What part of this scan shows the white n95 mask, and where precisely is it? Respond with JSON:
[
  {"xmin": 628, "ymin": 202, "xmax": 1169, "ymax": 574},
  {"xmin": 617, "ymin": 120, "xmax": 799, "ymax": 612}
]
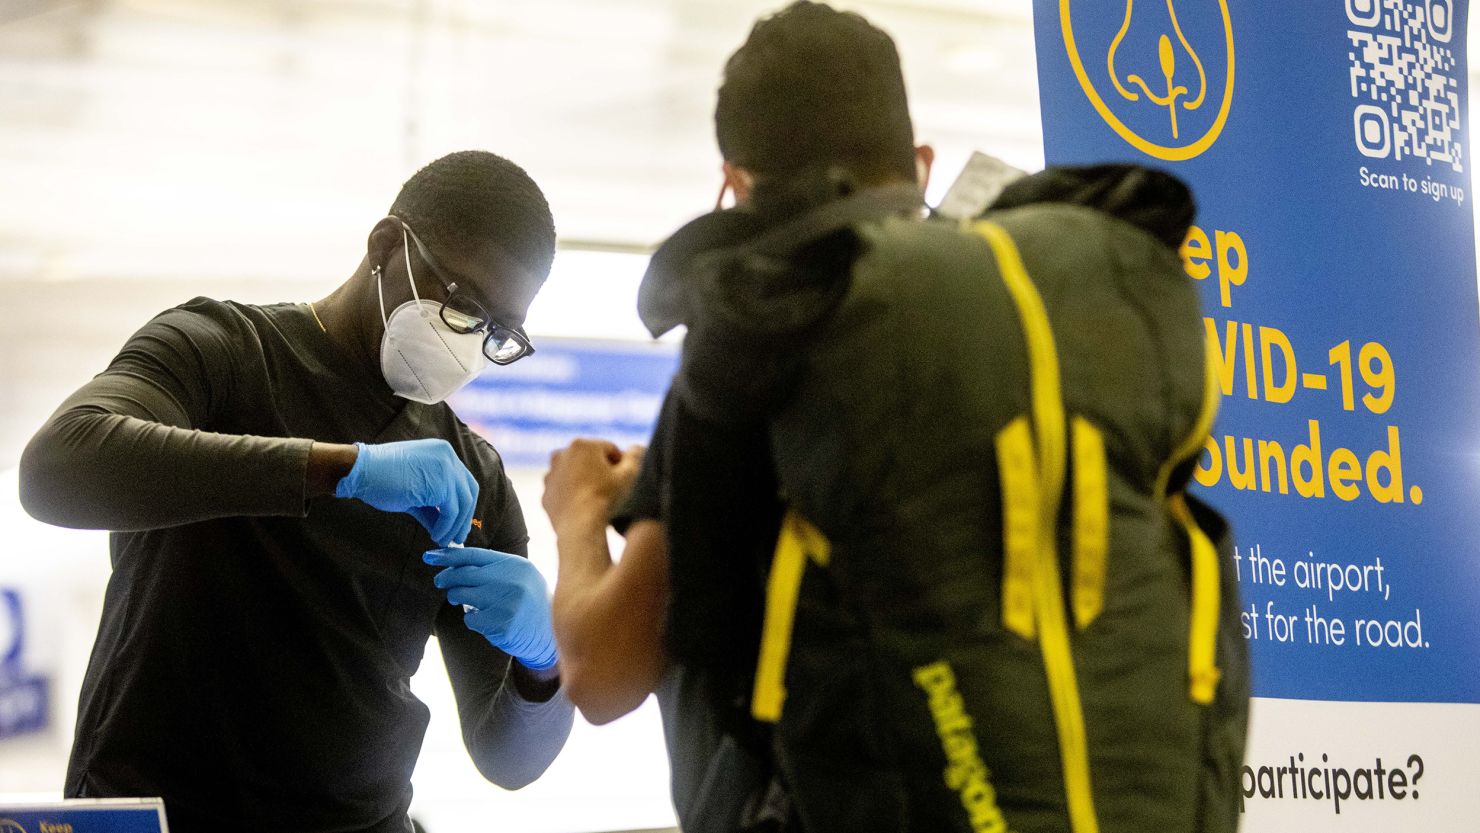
[{"xmin": 377, "ymin": 229, "xmax": 489, "ymax": 404}]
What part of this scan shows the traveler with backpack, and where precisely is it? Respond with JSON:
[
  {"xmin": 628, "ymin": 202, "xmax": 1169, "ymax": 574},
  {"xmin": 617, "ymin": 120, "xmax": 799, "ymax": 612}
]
[{"xmin": 537, "ymin": 3, "xmax": 1249, "ymax": 831}]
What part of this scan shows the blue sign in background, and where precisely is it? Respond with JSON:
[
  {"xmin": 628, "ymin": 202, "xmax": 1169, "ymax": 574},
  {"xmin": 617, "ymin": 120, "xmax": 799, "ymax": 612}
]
[
  {"xmin": 0, "ymin": 803, "xmax": 166, "ymax": 833},
  {"xmin": 1032, "ymin": 0, "xmax": 1480, "ymax": 702},
  {"xmin": 451, "ymin": 338, "xmax": 677, "ymax": 469},
  {"xmin": 0, "ymin": 588, "xmax": 48, "ymax": 741}
]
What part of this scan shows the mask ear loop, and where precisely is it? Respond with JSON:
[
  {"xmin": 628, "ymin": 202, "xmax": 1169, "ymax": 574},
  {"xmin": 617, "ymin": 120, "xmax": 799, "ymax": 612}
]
[
  {"xmin": 374, "ymin": 264, "xmax": 389, "ymax": 327},
  {"xmin": 400, "ymin": 225, "xmax": 428, "ymax": 317}
]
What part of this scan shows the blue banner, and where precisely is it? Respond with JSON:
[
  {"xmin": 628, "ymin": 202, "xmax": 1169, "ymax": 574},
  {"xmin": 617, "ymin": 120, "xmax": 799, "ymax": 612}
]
[
  {"xmin": 1032, "ymin": 0, "xmax": 1479, "ymax": 705},
  {"xmin": 451, "ymin": 338, "xmax": 677, "ymax": 469},
  {"xmin": 0, "ymin": 801, "xmax": 167, "ymax": 833},
  {"xmin": 0, "ymin": 588, "xmax": 49, "ymax": 741}
]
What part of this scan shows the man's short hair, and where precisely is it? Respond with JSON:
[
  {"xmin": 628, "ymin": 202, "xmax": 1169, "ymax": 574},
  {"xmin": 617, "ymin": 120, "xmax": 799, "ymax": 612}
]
[
  {"xmin": 390, "ymin": 150, "xmax": 557, "ymax": 282},
  {"xmin": 715, "ymin": 1, "xmax": 916, "ymax": 183}
]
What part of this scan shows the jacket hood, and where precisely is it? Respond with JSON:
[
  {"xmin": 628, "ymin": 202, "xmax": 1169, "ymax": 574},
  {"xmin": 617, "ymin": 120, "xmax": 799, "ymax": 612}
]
[
  {"xmin": 988, "ymin": 163, "xmax": 1196, "ymax": 250},
  {"xmin": 637, "ymin": 165, "xmax": 1195, "ymax": 340},
  {"xmin": 637, "ymin": 183, "xmax": 925, "ymax": 338}
]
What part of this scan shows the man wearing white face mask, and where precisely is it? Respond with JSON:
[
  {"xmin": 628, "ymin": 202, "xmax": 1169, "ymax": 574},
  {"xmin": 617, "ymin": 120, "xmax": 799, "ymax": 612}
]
[{"xmin": 19, "ymin": 151, "xmax": 573, "ymax": 833}]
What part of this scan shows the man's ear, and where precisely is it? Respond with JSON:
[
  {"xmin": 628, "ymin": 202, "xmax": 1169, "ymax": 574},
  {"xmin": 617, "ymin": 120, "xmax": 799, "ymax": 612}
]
[
  {"xmin": 366, "ymin": 217, "xmax": 403, "ymax": 272},
  {"xmin": 722, "ymin": 161, "xmax": 756, "ymax": 205},
  {"xmin": 915, "ymin": 144, "xmax": 936, "ymax": 192}
]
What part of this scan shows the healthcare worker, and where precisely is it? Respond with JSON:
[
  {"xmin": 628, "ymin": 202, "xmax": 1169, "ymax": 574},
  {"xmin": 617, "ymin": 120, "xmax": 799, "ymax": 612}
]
[{"xmin": 19, "ymin": 150, "xmax": 573, "ymax": 833}]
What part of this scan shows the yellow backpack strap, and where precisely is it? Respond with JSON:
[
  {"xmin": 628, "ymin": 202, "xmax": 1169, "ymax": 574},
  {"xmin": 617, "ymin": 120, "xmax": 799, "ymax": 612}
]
[
  {"xmin": 975, "ymin": 220, "xmax": 1100, "ymax": 833},
  {"xmin": 1071, "ymin": 417, "xmax": 1110, "ymax": 630},
  {"xmin": 1154, "ymin": 338, "xmax": 1221, "ymax": 500},
  {"xmin": 752, "ymin": 510, "xmax": 832, "ymax": 723},
  {"xmin": 1169, "ymin": 493, "xmax": 1223, "ymax": 704},
  {"xmin": 997, "ymin": 416, "xmax": 1040, "ymax": 639},
  {"xmin": 1157, "ymin": 342, "xmax": 1224, "ymax": 705}
]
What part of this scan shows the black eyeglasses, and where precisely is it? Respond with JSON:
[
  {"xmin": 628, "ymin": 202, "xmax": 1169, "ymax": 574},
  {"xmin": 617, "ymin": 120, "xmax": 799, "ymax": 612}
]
[{"xmin": 400, "ymin": 222, "xmax": 535, "ymax": 365}]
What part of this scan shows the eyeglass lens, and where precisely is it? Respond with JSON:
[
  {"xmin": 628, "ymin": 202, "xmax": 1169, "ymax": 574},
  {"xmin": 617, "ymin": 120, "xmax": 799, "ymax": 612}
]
[{"xmin": 485, "ymin": 328, "xmax": 530, "ymax": 364}]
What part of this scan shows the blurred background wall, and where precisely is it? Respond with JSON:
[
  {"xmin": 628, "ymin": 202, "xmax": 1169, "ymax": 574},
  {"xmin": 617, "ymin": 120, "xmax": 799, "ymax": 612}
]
[
  {"xmin": 0, "ymin": 3, "xmax": 1037, "ymax": 829},
  {"xmin": 0, "ymin": 0, "xmax": 1042, "ymax": 472},
  {"xmin": 0, "ymin": 2, "xmax": 1474, "ymax": 831}
]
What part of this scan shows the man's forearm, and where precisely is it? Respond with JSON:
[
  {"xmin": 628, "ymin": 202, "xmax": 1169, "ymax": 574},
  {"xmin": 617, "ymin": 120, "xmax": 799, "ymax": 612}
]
[
  {"xmin": 553, "ymin": 507, "xmax": 615, "ymax": 588},
  {"xmin": 17, "ymin": 365, "xmax": 341, "ymax": 531},
  {"xmin": 439, "ymin": 603, "xmax": 574, "ymax": 790},
  {"xmin": 20, "ymin": 408, "xmax": 315, "ymax": 531},
  {"xmin": 550, "ymin": 508, "xmax": 616, "ymax": 671},
  {"xmin": 463, "ymin": 671, "xmax": 574, "ymax": 790},
  {"xmin": 19, "ymin": 352, "xmax": 367, "ymax": 532},
  {"xmin": 551, "ymin": 518, "xmax": 669, "ymax": 725}
]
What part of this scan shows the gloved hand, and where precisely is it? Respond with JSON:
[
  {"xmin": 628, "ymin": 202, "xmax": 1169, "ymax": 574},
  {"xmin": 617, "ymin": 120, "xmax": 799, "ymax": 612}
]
[
  {"xmin": 335, "ymin": 439, "xmax": 479, "ymax": 546},
  {"xmin": 425, "ymin": 546, "xmax": 558, "ymax": 670}
]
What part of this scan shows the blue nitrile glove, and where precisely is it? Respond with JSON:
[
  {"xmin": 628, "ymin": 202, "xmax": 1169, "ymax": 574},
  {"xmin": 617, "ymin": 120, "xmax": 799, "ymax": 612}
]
[
  {"xmin": 425, "ymin": 547, "xmax": 558, "ymax": 671},
  {"xmin": 334, "ymin": 439, "xmax": 479, "ymax": 547}
]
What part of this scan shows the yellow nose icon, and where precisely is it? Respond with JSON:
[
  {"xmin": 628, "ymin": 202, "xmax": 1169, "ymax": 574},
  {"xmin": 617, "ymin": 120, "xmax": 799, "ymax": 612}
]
[
  {"xmin": 1107, "ymin": 0, "xmax": 1209, "ymax": 140},
  {"xmin": 1157, "ymin": 35, "xmax": 1185, "ymax": 137}
]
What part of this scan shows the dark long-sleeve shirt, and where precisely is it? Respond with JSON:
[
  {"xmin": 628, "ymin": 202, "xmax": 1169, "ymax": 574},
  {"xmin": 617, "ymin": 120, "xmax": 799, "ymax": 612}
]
[{"xmin": 19, "ymin": 297, "xmax": 572, "ymax": 833}]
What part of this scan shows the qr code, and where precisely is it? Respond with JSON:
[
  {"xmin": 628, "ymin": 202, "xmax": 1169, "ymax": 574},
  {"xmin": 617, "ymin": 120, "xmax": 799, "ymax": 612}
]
[{"xmin": 1348, "ymin": 0, "xmax": 1463, "ymax": 172}]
